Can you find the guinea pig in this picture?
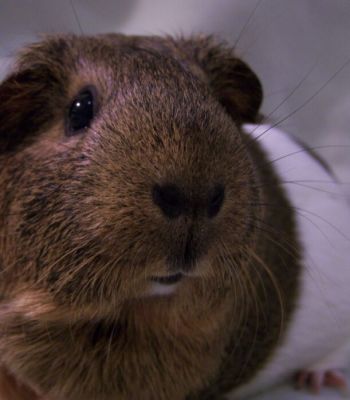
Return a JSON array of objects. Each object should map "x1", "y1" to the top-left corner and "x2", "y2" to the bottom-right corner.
[{"x1": 0, "y1": 33, "x2": 349, "y2": 400}]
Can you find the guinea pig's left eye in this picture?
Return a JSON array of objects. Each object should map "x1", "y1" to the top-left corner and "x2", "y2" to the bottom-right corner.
[{"x1": 66, "y1": 89, "x2": 95, "y2": 136}]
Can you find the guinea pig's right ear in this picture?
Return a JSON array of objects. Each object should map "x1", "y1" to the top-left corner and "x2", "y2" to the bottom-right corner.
[
  {"x1": 174, "y1": 36, "x2": 263, "y2": 124},
  {"x1": 0, "y1": 64, "x2": 59, "y2": 152}
]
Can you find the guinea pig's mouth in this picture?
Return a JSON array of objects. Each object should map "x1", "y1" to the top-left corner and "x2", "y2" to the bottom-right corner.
[{"x1": 150, "y1": 273, "x2": 183, "y2": 285}]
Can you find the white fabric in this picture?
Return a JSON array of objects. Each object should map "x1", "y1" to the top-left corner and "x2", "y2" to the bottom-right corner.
[{"x1": 229, "y1": 125, "x2": 350, "y2": 399}]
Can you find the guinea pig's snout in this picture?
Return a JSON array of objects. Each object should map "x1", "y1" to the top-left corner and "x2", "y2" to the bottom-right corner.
[{"x1": 152, "y1": 184, "x2": 225, "y2": 219}]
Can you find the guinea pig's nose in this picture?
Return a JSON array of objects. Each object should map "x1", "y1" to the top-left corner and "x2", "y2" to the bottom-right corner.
[
  {"x1": 152, "y1": 183, "x2": 225, "y2": 219},
  {"x1": 152, "y1": 184, "x2": 185, "y2": 219}
]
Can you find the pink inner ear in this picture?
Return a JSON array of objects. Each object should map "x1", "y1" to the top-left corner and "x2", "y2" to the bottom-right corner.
[{"x1": 0, "y1": 367, "x2": 43, "y2": 400}]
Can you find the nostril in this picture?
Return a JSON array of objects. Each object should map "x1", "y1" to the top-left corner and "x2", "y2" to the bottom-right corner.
[
  {"x1": 208, "y1": 185, "x2": 225, "y2": 218},
  {"x1": 152, "y1": 184, "x2": 185, "y2": 219}
]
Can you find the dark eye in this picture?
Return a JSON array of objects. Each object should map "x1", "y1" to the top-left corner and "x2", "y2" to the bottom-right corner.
[{"x1": 66, "y1": 89, "x2": 95, "y2": 135}]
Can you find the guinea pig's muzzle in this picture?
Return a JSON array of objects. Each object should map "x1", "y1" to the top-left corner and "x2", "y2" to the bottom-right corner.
[{"x1": 151, "y1": 182, "x2": 225, "y2": 276}]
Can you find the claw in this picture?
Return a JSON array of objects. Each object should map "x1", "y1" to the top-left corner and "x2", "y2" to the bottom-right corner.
[
  {"x1": 324, "y1": 370, "x2": 347, "y2": 390},
  {"x1": 295, "y1": 369, "x2": 348, "y2": 395}
]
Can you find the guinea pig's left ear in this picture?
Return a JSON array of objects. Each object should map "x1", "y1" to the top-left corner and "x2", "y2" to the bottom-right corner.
[{"x1": 176, "y1": 36, "x2": 263, "y2": 124}]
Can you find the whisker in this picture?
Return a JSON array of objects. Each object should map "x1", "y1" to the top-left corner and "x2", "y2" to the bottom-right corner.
[
  {"x1": 70, "y1": 0, "x2": 84, "y2": 35},
  {"x1": 217, "y1": 242, "x2": 251, "y2": 362},
  {"x1": 281, "y1": 181, "x2": 343, "y2": 196},
  {"x1": 266, "y1": 144, "x2": 350, "y2": 167},
  {"x1": 249, "y1": 249, "x2": 286, "y2": 339},
  {"x1": 248, "y1": 59, "x2": 320, "y2": 136},
  {"x1": 249, "y1": 218, "x2": 300, "y2": 259},
  {"x1": 248, "y1": 57, "x2": 350, "y2": 144},
  {"x1": 233, "y1": 0, "x2": 264, "y2": 50},
  {"x1": 293, "y1": 205, "x2": 350, "y2": 242},
  {"x1": 242, "y1": 197, "x2": 350, "y2": 242}
]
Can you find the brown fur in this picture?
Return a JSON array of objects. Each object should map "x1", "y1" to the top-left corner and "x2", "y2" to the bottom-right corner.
[
  {"x1": 0, "y1": 367, "x2": 43, "y2": 400},
  {"x1": 0, "y1": 34, "x2": 300, "y2": 399}
]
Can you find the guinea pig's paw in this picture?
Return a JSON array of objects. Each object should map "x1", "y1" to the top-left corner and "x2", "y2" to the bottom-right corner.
[{"x1": 295, "y1": 369, "x2": 347, "y2": 395}]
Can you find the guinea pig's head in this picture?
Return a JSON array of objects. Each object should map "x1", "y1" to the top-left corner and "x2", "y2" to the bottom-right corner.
[{"x1": 0, "y1": 34, "x2": 262, "y2": 319}]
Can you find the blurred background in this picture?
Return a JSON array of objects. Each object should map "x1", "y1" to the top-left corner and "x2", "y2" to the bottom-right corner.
[
  {"x1": 0, "y1": 2, "x2": 349, "y2": 398},
  {"x1": 0, "y1": 0, "x2": 349, "y2": 197}
]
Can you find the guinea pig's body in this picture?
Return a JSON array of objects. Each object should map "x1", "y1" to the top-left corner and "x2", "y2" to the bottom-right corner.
[{"x1": 0, "y1": 34, "x2": 349, "y2": 400}]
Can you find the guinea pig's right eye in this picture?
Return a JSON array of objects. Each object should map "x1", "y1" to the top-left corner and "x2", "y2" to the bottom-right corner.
[{"x1": 66, "y1": 88, "x2": 95, "y2": 136}]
